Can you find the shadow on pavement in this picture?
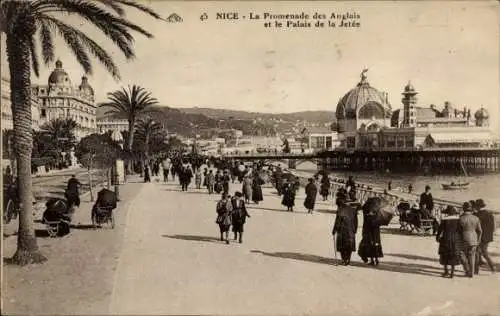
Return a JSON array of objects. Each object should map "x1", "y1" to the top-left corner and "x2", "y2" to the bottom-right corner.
[
  {"x1": 35, "y1": 229, "x2": 51, "y2": 238},
  {"x1": 247, "y1": 206, "x2": 296, "y2": 213},
  {"x1": 381, "y1": 227, "x2": 416, "y2": 236},
  {"x1": 250, "y1": 250, "x2": 444, "y2": 278},
  {"x1": 162, "y1": 234, "x2": 222, "y2": 243},
  {"x1": 70, "y1": 224, "x2": 97, "y2": 230},
  {"x1": 386, "y1": 253, "x2": 439, "y2": 263}
]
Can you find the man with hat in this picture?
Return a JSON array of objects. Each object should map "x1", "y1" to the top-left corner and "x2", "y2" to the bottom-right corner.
[
  {"x1": 474, "y1": 199, "x2": 495, "y2": 274},
  {"x1": 231, "y1": 191, "x2": 250, "y2": 243},
  {"x1": 419, "y1": 185, "x2": 434, "y2": 219},
  {"x1": 458, "y1": 201, "x2": 482, "y2": 277}
]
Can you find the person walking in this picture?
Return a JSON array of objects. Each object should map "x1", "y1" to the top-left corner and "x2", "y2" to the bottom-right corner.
[
  {"x1": 231, "y1": 192, "x2": 250, "y2": 243},
  {"x1": 216, "y1": 193, "x2": 233, "y2": 244},
  {"x1": 332, "y1": 192, "x2": 358, "y2": 265},
  {"x1": 458, "y1": 202, "x2": 482, "y2": 278},
  {"x1": 419, "y1": 185, "x2": 434, "y2": 218},
  {"x1": 474, "y1": 199, "x2": 495, "y2": 274},
  {"x1": 358, "y1": 200, "x2": 384, "y2": 266},
  {"x1": 436, "y1": 206, "x2": 461, "y2": 278},
  {"x1": 144, "y1": 164, "x2": 151, "y2": 183},
  {"x1": 221, "y1": 170, "x2": 231, "y2": 196},
  {"x1": 65, "y1": 174, "x2": 82, "y2": 208},
  {"x1": 242, "y1": 175, "x2": 253, "y2": 203},
  {"x1": 320, "y1": 174, "x2": 330, "y2": 201},
  {"x1": 195, "y1": 169, "x2": 202, "y2": 189},
  {"x1": 162, "y1": 157, "x2": 171, "y2": 182},
  {"x1": 281, "y1": 182, "x2": 295, "y2": 211},
  {"x1": 251, "y1": 174, "x2": 264, "y2": 205},
  {"x1": 206, "y1": 170, "x2": 215, "y2": 195},
  {"x1": 304, "y1": 178, "x2": 318, "y2": 214}
]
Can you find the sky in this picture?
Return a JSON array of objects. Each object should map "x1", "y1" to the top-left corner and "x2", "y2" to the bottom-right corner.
[{"x1": 1, "y1": 1, "x2": 498, "y2": 132}]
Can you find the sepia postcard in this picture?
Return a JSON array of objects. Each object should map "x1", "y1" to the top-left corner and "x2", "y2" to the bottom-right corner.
[{"x1": 1, "y1": 1, "x2": 499, "y2": 315}]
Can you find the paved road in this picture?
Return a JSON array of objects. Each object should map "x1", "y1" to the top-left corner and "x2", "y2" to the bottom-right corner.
[{"x1": 109, "y1": 178, "x2": 499, "y2": 315}]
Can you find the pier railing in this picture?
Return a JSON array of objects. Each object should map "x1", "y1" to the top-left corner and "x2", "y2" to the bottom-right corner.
[{"x1": 329, "y1": 180, "x2": 498, "y2": 217}]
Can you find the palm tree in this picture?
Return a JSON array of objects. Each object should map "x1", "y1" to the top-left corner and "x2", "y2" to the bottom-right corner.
[
  {"x1": 41, "y1": 118, "x2": 78, "y2": 156},
  {"x1": 102, "y1": 85, "x2": 159, "y2": 173},
  {"x1": 135, "y1": 117, "x2": 164, "y2": 160},
  {"x1": 1, "y1": 0, "x2": 163, "y2": 265}
]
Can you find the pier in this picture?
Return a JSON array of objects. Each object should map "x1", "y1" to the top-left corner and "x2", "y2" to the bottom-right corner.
[{"x1": 226, "y1": 147, "x2": 500, "y2": 174}]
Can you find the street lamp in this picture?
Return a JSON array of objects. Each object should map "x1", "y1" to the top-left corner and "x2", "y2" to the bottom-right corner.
[{"x1": 111, "y1": 130, "x2": 124, "y2": 201}]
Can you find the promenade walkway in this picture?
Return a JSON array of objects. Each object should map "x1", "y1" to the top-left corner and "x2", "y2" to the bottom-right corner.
[
  {"x1": 2, "y1": 176, "x2": 145, "y2": 315},
  {"x1": 109, "y1": 179, "x2": 499, "y2": 315}
]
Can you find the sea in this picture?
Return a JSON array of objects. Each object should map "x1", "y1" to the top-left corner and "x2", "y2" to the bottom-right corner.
[{"x1": 295, "y1": 161, "x2": 500, "y2": 212}]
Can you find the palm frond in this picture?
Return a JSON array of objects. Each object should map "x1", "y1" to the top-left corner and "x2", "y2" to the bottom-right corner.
[
  {"x1": 29, "y1": 35, "x2": 40, "y2": 77},
  {"x1": 38, "y1": 20, "x2": 55, "y2": 64},
  {"x1": 111, "y1": 0, "x2": 163, "y2": 20},
  {"x1": 38, "y1": 14, "x2": 120, "y2": 78},
  {"x1": 94, "y1": 0, "x2": 125, "y2": 16},
  {"x1": 35, "y1": 0, "x2": 155, "y2": 38}
]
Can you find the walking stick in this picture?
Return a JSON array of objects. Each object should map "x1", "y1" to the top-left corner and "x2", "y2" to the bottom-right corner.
[{"x1": 333, "y1": 234, "x2": 338, "y2": 266}]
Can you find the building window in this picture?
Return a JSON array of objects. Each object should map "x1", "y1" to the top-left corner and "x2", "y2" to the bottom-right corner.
[{"x1": 41, "y1": 109, "x2": 46, "y2": 117}]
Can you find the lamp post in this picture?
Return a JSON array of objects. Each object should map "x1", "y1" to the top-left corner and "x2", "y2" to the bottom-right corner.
[{"x1": 111, "y1": 130, "x2": 124, "y2": 201}]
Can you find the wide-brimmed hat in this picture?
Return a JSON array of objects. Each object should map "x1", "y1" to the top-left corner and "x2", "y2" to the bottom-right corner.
[
  {"x1": 444, "y1": 205, "x2": 458, "y2": 215},
  {"x1": 234, "y1": 191, "x2": 242, "y2": 197},
  {"x1": 475, "y1": 199, "x2": 486, "y2": 209},
  {"x1": 462, "y1": 202, "x2": 472, "y2": 212}
]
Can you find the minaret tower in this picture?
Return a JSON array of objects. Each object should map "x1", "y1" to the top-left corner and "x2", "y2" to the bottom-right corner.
[{"x1": 402, "y1": 81, "x2": 417, "y2": 127}]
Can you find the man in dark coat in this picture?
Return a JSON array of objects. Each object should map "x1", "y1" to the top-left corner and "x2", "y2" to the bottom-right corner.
[
  {"x1": 231, "y1": 192, "x2": 250, "y2": 243},
  {"x1": 65, "y1": 175, "x2": 81, "y2": 208},
  {"x1": 419, "y1": 185, "x2": 434, "y2": 218},
  {"x1": 474, "y1": 199, "x2": 495, "y2": 273}
]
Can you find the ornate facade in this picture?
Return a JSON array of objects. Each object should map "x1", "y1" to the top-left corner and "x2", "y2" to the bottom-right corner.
[
  {"x1": 335, "y1": 69, "x2": 392, "y2": 148},
  {"x1": 31, "y1": 60, "x2": 97, "y2": 140},
  {"x1": 335, "y1": 71, "x2": 494, "y2": 150},
  {"x1": 1, "y1": 76, "x2": 40, "y2": 131}
]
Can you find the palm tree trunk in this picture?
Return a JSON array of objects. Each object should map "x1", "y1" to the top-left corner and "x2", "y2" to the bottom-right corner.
[
  {"x1": 88, "y1": 156, "x2": 94, "y2": 202},
  {"x1": 7, "y1": 33, "x2": 46, "y2": 265},
  {"x1": 127, "y1": 119, "x2": 135, "y2": 174}
]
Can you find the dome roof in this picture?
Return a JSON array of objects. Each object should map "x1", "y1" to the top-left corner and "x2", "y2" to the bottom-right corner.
[
  {"x1": 79, "y1": 76, "x2": 94, "y2": 95},
  {"x1": 48, "y1": 60, "x2": 71, "y2": 85},
  {"x1": 336, "y1": 70, "x2": 392, "y2": 120},
  {"x1": 475, "y1": 107, "x2": 489, "y2": 120}
]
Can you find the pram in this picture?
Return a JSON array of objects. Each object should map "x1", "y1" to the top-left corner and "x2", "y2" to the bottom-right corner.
[
  {"x1": 43, "y1": 198, "x2": 72, "y2": 237},
  {"x1": 397, "y1": 201, "x2": 436, "y2": 235},
  {"x1": 91, "y1": 189, "x2": 117, "y2": 229}
]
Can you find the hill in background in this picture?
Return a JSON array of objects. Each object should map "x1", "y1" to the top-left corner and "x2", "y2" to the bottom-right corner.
[{"x1": 97, "y1": 105, "x2": 335, "y2": 137}]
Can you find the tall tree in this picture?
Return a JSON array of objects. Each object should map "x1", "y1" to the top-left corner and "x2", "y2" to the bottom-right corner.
[
  {"x1": 0, "y1": 0, "x2": 162, "y2": 265},
  {"x1": 40, "y1": 118, "x2": 78, "y2": 153},
  {"x1": 134, "y1": 117, "x2": 164, "y2": 160},
  {"x1": 102, "y1": 85, "x2": 159, "y2": 172}
]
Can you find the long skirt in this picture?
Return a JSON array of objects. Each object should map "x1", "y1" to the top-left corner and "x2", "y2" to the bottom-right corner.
[
  {"x1": 252, "y1": 185, "x2": 263, "y2": 202},
  {"x1": 358, "y1": 226, "x2": 383, "y2": 259},
  {"x1": 219, "y1": 224, "x2": 230, "y2": 233},
  {"x1": 304, "y1": 195, "x2": 316, "y2": 210}
]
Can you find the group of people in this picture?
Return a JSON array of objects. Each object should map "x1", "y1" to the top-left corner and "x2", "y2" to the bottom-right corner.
[
  {"x1": 436, "y1": 199, "x2": 495, "y2": 278},
  {"x1": 143, "y1": 155, "x2": 497, "y2": 277},
  {"x1": 331, "y1": 187, "x2": 384, "y2": 266}
]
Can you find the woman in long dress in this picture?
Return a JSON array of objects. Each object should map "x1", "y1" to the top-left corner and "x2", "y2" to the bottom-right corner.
[
  {"x1": 332, "y1": 193, "x2": 358, "y2": 265},
  {"x1": 358, "y1": 202, "x2": 384, "y2": 266},
  {"x1": 251, "y1": 176, "x2": 264, "y2": 204},
  {"x1": 435, "y1": 206, "x2": 461, "y2": 278},
  {"x1": 281, "y1": 182, "x2": 295, "y2": 211},
  {"x1": 242, "y1": 175, "x2": 253, "y2": 203},
  {"x1": 304, "y1": 178, "x2": 318, "y2": 214}
]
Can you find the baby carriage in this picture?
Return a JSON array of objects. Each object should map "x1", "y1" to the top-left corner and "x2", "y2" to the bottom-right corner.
[
  {"x1": 43, "y1": 198, "x2": 73, "y2": 237},
  {"x1": 91, "y1": 189, "x2": 117, "y2": 229}
]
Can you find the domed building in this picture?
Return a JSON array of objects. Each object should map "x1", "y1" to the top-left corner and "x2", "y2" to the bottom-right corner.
[
  {"x1": 335, "y1": 69, "x2": 392, "y2": 148},
  {"x1": 475, "y1": 106, "x2": 489, "y2": 127},
  {"x1": 32, "y1": 60, "x2": 97, "y2": 140}
]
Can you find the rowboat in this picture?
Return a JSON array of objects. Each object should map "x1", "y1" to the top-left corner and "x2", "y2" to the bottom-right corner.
[{"x1": 441, "y1": 182, "x2": 470, "y2": 190}]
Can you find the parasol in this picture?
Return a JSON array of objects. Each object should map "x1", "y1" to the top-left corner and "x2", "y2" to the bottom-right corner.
[{"x1": 362, "y1": 197, "x2": 394, "y2": 226}]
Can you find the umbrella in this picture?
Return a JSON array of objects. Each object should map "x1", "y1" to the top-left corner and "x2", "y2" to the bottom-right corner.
[{"x1": 362, "y1": 197, "x2": 394, "y2": 226}]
